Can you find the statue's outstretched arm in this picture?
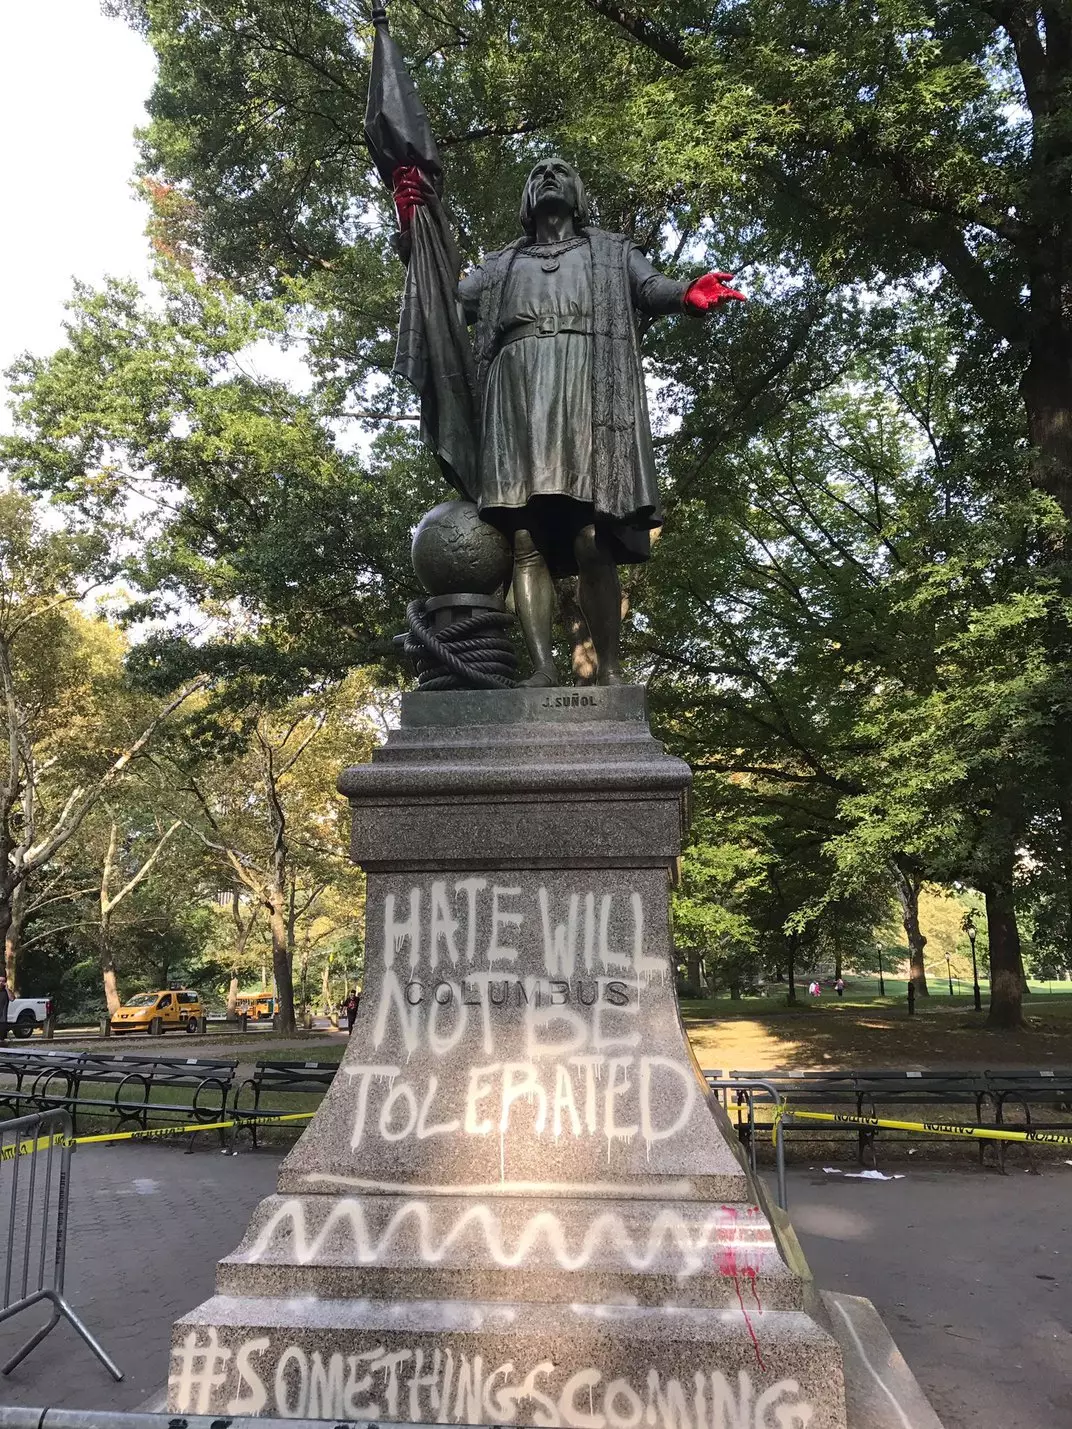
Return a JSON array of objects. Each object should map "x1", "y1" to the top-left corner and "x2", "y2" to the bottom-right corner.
[
  {"x1": 628, "y1": 245, "x2": 689, "y2": 316},
  {"x1": 627, "y1": 244, "x2": 746, "y2": 317}
]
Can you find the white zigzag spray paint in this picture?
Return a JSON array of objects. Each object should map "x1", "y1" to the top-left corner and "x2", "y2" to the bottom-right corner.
[{"x1": 245, "y1": 1198, "x2": 775, "y2": 1279}]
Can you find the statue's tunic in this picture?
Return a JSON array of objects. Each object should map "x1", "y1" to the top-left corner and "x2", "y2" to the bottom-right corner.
[{"x1": 458, "y1": 229, "x2": 687, "y2": 576}]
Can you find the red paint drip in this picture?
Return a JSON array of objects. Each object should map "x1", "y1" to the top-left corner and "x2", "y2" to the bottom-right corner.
[
  {"x1": 731, "y1": 1271, "x2": 767, "y2": 1371},
  {"x1": 716, "y1": 1234, "x2": 765, "y2": 1371}
]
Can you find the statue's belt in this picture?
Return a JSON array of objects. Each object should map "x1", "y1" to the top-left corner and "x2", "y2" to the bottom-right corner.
[{"x1": 498, "y1": 315, "x2": 594, "y2": 346}]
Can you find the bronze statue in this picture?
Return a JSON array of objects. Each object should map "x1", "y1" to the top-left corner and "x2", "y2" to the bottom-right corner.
[
  {"x1": 397, "y1": 160, "x2": 743, "y2": 686},
  {"x1": 367, "y1": 15, "x2": 743, "y2": 686}
]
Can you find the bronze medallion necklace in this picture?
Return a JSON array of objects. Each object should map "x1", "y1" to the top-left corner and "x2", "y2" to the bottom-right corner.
[{"x1": 521, "y1": 234, "x2": 587, "y2": 273}]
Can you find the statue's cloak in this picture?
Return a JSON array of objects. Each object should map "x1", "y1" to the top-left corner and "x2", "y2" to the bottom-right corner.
[{"x1": 468, "y1": 229, "x2": 682, "y2": 570}]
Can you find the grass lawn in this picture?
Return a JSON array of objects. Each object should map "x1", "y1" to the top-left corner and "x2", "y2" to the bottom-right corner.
[{"x1": 682, "y1": 978, "x2": 1072, "y2": 1071}]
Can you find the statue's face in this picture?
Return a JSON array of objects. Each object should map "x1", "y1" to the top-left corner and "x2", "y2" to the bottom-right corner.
[{"x1": 525, "y1": 158, "x2": 582, "y2": 220}]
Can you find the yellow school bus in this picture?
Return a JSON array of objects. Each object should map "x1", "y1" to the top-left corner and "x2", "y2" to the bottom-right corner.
[{"x1": 235, "y1": 993, "x2": 275, "y2": 1021}]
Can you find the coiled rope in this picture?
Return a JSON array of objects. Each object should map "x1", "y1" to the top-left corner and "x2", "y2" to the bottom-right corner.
[{"x1": 404, "y1": 600, "x2": 517, "y2": 690}]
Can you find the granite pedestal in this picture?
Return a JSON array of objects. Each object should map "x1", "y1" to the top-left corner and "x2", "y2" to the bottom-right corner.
[{"x1": 169, "y1": 688, "x2": 848, "y2": 1427}]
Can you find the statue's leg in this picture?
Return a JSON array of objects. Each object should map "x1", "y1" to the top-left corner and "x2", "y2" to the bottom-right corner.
[
  {"x1": 512, "y1": 529, "x2": 559, "y2": 687},
  {"x1": 574, "y1": 523, "x2": 622, "y2": 686}
]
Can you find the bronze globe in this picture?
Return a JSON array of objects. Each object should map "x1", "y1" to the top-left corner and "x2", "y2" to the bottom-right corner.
[{"x1": 411, "y1": 500, "x2": 512, "y2": 596}]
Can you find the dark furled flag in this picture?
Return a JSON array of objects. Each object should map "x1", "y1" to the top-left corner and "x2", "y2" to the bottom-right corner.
[{"x1": 364, "y1": 3, "x2": 478, "y2": 502}]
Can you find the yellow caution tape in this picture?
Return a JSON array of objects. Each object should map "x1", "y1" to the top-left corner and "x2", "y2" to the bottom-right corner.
[
  {"x1": 1, "y1": 1110, "x2": 316, "y2": 1159},
  {"x1": 0, "y1": 1132, "x2": 66, "y2": 1161},
  {"x1": 771, "y1": 1105, "x2": 1072, "y2": 1146},
  {"x1": 72, "y1": 1109, "x2": 315, "y2": 1145}
]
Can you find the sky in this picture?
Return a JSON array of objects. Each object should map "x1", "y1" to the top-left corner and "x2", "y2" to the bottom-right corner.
[{"x1": 0, "y1": 3, "x2": 155, "y2": 410}]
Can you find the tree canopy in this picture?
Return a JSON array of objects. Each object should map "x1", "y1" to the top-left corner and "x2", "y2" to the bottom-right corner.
[{"x1": 1, "y1": 0, "x2": 1068, "y2": 1029}]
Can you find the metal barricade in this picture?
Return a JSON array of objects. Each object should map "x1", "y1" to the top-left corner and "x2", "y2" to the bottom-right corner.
[
  {"x1": 0, "y1": 1108, "x2": 122, "y2": 1380},
  {"x1": 0, "y1": 1411, "x2": 451, "y2": 1429},
  {"x1": 703, "y1": 1075, "x2": 788, "y2": 1211}
]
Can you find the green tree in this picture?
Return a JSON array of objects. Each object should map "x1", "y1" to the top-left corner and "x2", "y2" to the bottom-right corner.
[
  {"x1": 112, "y1": 0, "x2": 1071, "y2": 516},
  {"x1": 30, "y1": 1, "x2": 1072, "y2": 1037},
  {"x1": 1, "y1": 268, "x2": 443, "y2": 685},
  {"x1": 646, "y1": 293, "x2": 1064, "y2": 1027},
  {"x1": 152, "y1": 670, "x2": 377, "y2": 1034},
  {"x1": 0, "y1": 492, "x2": 203, "y2": 990}
]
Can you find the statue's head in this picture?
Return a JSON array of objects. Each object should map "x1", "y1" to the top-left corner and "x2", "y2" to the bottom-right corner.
[{"x1": 519, "y1": 158, "x2": 589, "y2": 237}]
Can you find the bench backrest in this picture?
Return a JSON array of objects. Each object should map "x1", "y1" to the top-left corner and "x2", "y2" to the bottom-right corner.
[
  {"x1": 74, "y1": 1052, "x2": 236, "y2": 1091},
  {"x1": 251, "y1": 1059, "x2": 339, "y2": 1094},
  {"x1": 985, "y1": 1068, "x2": 1072, "y2": 1094}
]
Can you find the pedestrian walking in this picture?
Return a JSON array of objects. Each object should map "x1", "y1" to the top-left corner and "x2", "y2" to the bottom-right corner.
[
  {"x1": 0, "y1": 975, "x2": 9, "y2": 1044},
  {"x1": 344, "y1": 988, "x2": 360, "y2": 1034},
  {"x1": 835, "y1": 977, "x2": 845, "y2": 998}
]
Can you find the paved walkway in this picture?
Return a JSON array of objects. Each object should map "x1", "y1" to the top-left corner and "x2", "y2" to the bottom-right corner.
[
  {"x1": 0, "y1": 1151, "x2": 1068, "y2": 1427},
  {"x1": 0, "y1": 1143, "x2": 280, "y2": 1412}
]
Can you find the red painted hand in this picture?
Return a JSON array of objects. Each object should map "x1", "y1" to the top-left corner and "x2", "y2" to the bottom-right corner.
[
  {"x1": 683, "y1": 271, "x2": 747, "y2": 313},
  {"x1": 392, "y1": 165, "x2": 427, "y2": 231}
]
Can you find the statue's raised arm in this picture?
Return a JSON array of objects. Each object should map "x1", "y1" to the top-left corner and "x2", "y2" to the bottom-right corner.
[{"x1": 364, "y1": 3, "x2": 478, "y2": 503}]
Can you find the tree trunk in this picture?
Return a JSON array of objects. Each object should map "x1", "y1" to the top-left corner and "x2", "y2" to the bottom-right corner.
[
  {"x1": 1020, "y1": 342, "x2": 1072, "y2": 527},
  {"x1": 102, "y1": 963, "x2": 121, "y2": 1016},
  {"x1": 984, "y1": 861, "x2": 1024, "y2": 1029},
  {"x1": 269, "y1": 889, "x2": 296, "y2": 1034},
  {"x1": 0, "y1": 891, "x2": 13, "y2": 988},
  {"x1": 786, "y1": 935, "x2": 797, "y2": 1004},
  {"x1": 4, "y1": 877, "x2": 27, "y2": 993},
  {"x1": 685, "y1": 947, "x2": 701, "y2": 997},
  {"x1": 287, "y1": 880, "x2": 298, "y2": 963},
  {"x1": 100, "y1": 917, "x2": 121, "y2": 1016},
  {"x1": 321, "y1": 953, "x2": 333, "y2": 1015},
  {"x1": 892, "y1": 862, "x2": 930, "y2": 995},
  {"x1": 99, "y1": 824, "x2": 121, "y2": 1016},
  {"x1": 96, "y1": 817, "x2": 179, "y2": 1014},
  {"x1": 227, "y1": 890, "x2": 255, "y2": 1017}
]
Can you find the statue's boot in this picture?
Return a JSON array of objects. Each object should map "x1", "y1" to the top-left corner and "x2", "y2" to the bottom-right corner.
[
  {"x1": 513, "y1": 529, "x2": 559, "y2": 686},
  {"x1": 575, "y1": 524, "x2": 623, "y2": 685}
]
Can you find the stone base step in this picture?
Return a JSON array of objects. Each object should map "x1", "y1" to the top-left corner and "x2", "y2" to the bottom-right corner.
[
  {"x1": 217, "y1": 1192, "x2": 805, "y2": 1310},
  {"x1": 169, "y1": 1294, "x2": 846, "y2": 1427}
]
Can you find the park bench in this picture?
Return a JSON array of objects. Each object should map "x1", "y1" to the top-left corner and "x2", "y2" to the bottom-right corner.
[
  {"x1": 850, "y1": 1069, "x2": 991, "y2": 1166},
  {"x1": 0, "y1": 1048, "x2": 236, "y2": 1144},
  {"x1": 231, "y1": 1058, "x2": 339, "y2": 1148},
  {"x1": 709, "y1": 1067, "x2": 993, "y2": 1166},
  {"x1": 983, "y1": 1068, "x2": 1072, "y2": 1170},
  {"x1": 707, "y1": 1068, "x2": 866, "y2": 1159},
  {"x1": 67, "y1": 1051, "x2": 237, "y2": 1143},
  {"x1": 0, "y1": 1048, "x2": 87, "y2": 1120}
]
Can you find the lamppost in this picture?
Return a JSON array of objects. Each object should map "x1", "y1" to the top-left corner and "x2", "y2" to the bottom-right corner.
[
  {"x1": 946, "y1": 950, "x2": 954, "y2": 996},
  {"x1": 965, "y1": 911, "x2": 981, "y2": 1012}
]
